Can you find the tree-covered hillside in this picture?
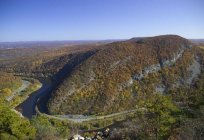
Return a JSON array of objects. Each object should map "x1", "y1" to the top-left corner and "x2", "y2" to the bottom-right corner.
[{"x1": 47, "y1": 35, "x2": 195, "y2": 115}]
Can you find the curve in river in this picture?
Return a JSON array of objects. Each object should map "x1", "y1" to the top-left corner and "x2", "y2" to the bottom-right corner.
[{"x1": 17, "y1": 79, "x2": 53, "y2": 119}]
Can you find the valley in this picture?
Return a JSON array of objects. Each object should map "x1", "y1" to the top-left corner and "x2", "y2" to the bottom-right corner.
[
  {"x1": 0, "y1": 35, "x2": 204, "y2": 140},
  {"x1": 1, "y1": 0, "x2": 204, "y2": 139}
]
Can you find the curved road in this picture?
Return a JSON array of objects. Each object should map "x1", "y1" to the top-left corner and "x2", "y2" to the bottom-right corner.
[{"x1": 41, "y1": 110, "x2": 136, "y2": 123}]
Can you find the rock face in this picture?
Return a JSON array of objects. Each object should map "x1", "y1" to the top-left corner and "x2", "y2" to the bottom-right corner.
[
  {"x1": 132, "y1": 48, "x2": 185, "y2": 80},
  {"x1": 47, "y1": 35, "x2": 193, "y2": 115},
  {"x1": 187, "y1": 58, "x2": 201, "y2": 85}
]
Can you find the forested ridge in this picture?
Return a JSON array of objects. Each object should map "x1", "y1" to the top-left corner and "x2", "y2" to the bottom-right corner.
[{"x1": 47, "y1": 35, "x2": 194, "y2": 115}]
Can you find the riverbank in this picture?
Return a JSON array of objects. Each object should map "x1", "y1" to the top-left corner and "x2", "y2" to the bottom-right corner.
[
  {"x1": 17, "y1": 79, "x2": 53, "y2": 119},
  {"x1": 6, "y1": 80, "x2": 31, "y2": 101},
  {"x1": 7, "y1": 78, "x2": 42, "y2": 108}
]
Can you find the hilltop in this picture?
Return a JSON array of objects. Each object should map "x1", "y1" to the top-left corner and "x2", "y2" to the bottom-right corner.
[{"x1": 47, "y1": 35, "x2": 195, "y2": 115}]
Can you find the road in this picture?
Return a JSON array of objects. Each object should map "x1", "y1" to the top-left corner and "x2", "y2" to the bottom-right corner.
[
  {"x1": 40, "y1": 109, "x2": 136, "y2": 123},
  {"x1": 6, "y1": 80, "x2": 31, "y2": 101}
]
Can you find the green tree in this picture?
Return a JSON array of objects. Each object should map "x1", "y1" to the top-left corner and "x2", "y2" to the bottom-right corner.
[
  {"x1": 136, "y1": 93, "x2": 179, "y2": 139},
  {"x1": 0, "y1": 88, "x2": 12, "y2": 96},
  {"x1": 31, "y1": 116, "x2": 70, "y2": 140},
  {"x1": 0, "y1": 106, "x2": 36, "y2": 140}
]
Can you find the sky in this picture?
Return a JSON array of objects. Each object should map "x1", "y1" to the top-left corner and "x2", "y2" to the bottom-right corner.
[{"x1": 0, "y1": 0, "x2": 204, "y2": 42}]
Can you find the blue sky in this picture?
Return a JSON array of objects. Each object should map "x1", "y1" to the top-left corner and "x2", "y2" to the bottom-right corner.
[{"x1": 0, "y1": 0, "x2": 203, "y2": 42}]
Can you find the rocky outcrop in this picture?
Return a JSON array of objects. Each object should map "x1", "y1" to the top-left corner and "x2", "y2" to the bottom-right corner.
[
  {"x1": 186, "y1": 58, "x2": 201, "y2": 85},
  {"x1": 132, "y1": 48, "x2": 185, "y2": 81},
  {"x1": 132, "y1": 63, "x2": 161, "y2": 80}
]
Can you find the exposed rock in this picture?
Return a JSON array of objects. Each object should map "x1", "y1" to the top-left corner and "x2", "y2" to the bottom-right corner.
[
  {"x1": 132, "y1": 48, "x2": 185, "y2": 81},
  {"x1": 187, "y1": 58, "x2": 201, "y2": 85},
  {"x1": 132, "y1": 63, "x2": 161, "y2": 80}
]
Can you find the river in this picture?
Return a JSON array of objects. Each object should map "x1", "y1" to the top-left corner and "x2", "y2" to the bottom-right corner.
[{"x1": 16, "y1": 79, "x2": 54, "y2": 119}]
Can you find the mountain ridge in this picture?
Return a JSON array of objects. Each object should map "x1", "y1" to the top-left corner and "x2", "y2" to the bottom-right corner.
[{"x1": 47, "y1": 35, "x2": 194, "y2": 115}]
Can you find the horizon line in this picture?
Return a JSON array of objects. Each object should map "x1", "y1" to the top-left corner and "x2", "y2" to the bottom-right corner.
[{"x1": 1, "y1": 35, "x2": 204, "y2": 43}]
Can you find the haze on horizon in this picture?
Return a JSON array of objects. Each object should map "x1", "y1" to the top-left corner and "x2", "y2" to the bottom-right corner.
[{"x1": 0, "y1": 0, "x2": 204, "y2": 42}]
